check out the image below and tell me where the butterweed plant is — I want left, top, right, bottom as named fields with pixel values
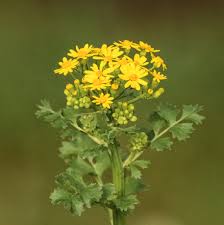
left=36, top=40, right=204, bottom=225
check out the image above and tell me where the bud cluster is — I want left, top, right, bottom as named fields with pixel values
left=64, top=82, right=91, bottom=109
left=79, top=114, right=97, bottom=132
left=130, top=132, right=148, bottom=152
left=112, top=102, right=137, bottom=125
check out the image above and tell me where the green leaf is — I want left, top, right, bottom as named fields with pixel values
left=151, top=137, right=173, bottom=151
left=170, top=123, right=194, bottom=141
left=125, top=177, right=147, bottom=195
left=132, top=160, right=151, bottom=169
left=129, top=166, right=142, bottom=179
left=59, top=141, right=80, bottom=159
left=80, top=184, right=102, bottom=208
left=114, top=194, right=139, bottom=212
left=158, top=104, right=178, bottom=125
left=94, top=151, right=111, bottom=177
left=50, top=189, right=85, bottom=216
left=149, top=112, right=166, bottom=135
left=69, top=157, right=94, bottom=176
left=149, top=104, right=204, bottom=151
left=101, top=183, right=116, bottom=202
left=59, top=134, right=97, bottom=160
left=71, top=197, right=85, bottom=216
left=36, top=100, right=68, bottom=129
left=182, top=105, right=205, bottom=125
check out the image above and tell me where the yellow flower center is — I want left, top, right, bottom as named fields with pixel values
left=123, top=40, right=131, bottom=47
left=62, top=61, right=72, bottom=69
left=129, top=74, right=138, bottom=81
left=105, top=56, right=112, bottom=61
left=99, top=96, right=107, bottom=103
left=78, top=49, right=88, bottom=57
left=93, top=79, right=103, bottom=86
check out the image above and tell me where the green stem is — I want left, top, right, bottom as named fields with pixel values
left=110, top=144, right=125, bottom=225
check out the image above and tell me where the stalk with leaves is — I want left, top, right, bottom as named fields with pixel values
left=36, top=40, right=204, bottom=225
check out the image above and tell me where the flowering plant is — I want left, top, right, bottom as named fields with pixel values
left=36, top=40, right=204, bottom=225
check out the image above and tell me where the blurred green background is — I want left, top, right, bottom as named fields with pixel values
left=0, top=0, right=223, bottom=225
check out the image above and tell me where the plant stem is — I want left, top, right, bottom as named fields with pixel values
left=110, top=144, right=125, bottom=225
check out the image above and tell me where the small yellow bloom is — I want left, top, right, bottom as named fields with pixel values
left=85, top=77, right=111, bottom=90
left=151, top=56, right=167, bottom=70
left=74, top=79, right=80, bottom=85
left=68, top=44, right=95, bottom=59
left=111, top=83, right=119, bottom=90
left=153, top=88, right=165, bottom=98
left=64, top=89, right=70, bottom=96
left=147, top=88, right=154, bottom=95
left=133, top=54, right=149, bottom=66
left=110, top=56, right=131, bottom=67
left=72, top=90, right=77, bottom=96
left=92, top=93, right=114, bottom=109
left=93, top=44, right=123, bottom=63
left=83, top=61, right=115, bottom=90
left=119, top=63, right=148, bottom=91
left=151, top=70, right=167, bottom=82
left=54, top=57, right=79, bottom=76
left=83, top=61, right=115, bottom=83
left=114, top=40, right=139, bottom=50
left=134, top=41, right=160, bottom=53
left=66, top=83, right=74, bottom=90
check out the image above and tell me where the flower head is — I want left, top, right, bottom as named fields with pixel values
left=68, top=44, right=95, bottom=59
left=54, top=57, right=79, bottom=76
left=83, top=61, right=116, bottom=90
left=133, top=54, right=149, bottom=66
left=151, top=70, right=167, bottom=82
left=94, top=44, right=123, bottom=63
left=92, top=93, right=114, bottom=108
left=151, top=55, right=167, bottom=70
left=119, top=63, right=148, bottom=90
left=134, top=41, right=160, bottom=53
left=114, top=40, right=139, bottom=50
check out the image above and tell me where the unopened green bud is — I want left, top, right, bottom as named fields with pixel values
left=122, top=102, right=128, bottom=109
left=140, top=50, right=146, bottom=56
left=112, top=113, right=117, bottom=118
left=130, top=116, right=137, bottom=122
left=151, top=79, right=159, bottom=89
left=128, top=104, right=134, bottom=111
left=124, top=109, right=129, bottom=115
left=153, top=88, right=165, bottom=98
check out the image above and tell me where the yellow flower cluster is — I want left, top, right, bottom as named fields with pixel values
left=54, top=40, right=167, bottom=110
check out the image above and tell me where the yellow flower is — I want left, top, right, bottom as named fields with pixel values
left=92, top=93, right=114, bottom=109
left=150, top=70, right=167, bottom=82
left=83, top=61, right=115, bottom=82
left=134, top=41, right=160, bottom=53
left=54, top=57, right=79, bottom=76
left=111, top=83, right=119, bottom=90
left=147, top=88, right=154, bottom=95
left=114, top=40, right=138, bottom=50
left=119, top=63, right=148, bottom=90
left=94, top=44, right=123, bottom=63
left=153, top=88, right=165, bottom=98
left=74, top=79, right=80, bottom=85
left=83, top=61, right=115, bottom=90
left=66, top=83, right=74, bottom=90
left=68, top=44, right=95, bottom=59
left=85, top=76, right=111, bottom=90
left=110, top=56, right=131, bottom=67
left=133, top=54, right=149, bottom=66
left=151, top=55, right=167, bottom=70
